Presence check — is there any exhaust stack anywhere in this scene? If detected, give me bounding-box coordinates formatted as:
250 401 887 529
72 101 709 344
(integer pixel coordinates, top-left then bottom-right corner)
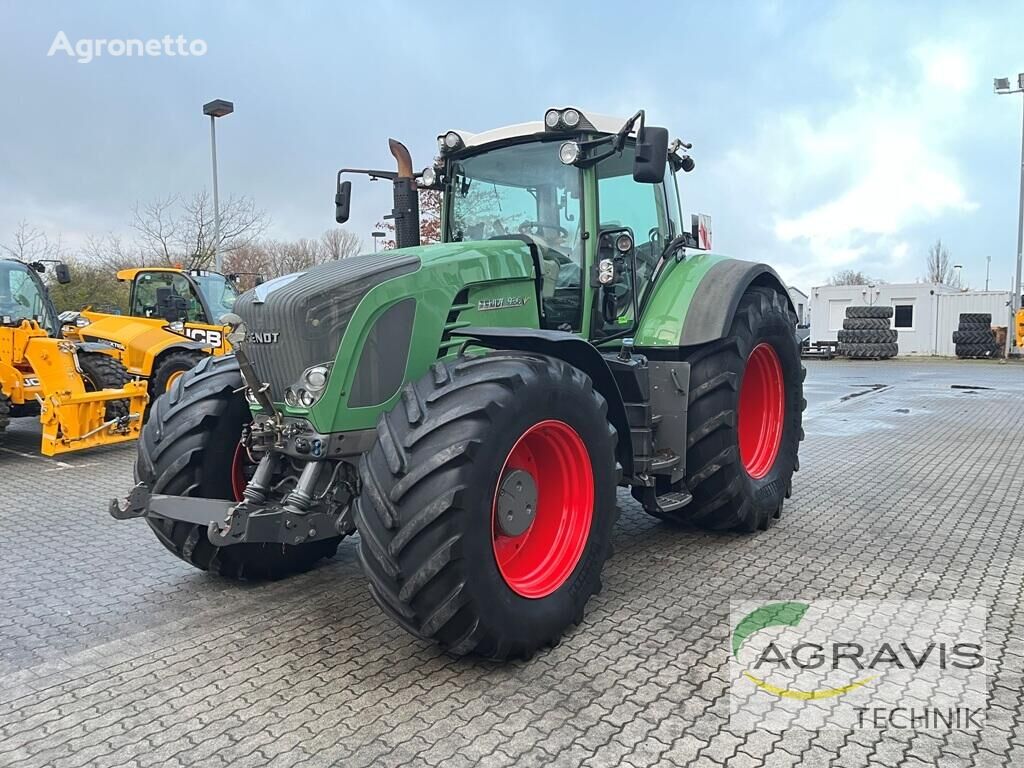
388 139 420 249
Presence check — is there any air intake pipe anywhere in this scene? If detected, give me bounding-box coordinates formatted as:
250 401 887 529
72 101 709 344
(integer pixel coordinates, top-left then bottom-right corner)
388 139 420 249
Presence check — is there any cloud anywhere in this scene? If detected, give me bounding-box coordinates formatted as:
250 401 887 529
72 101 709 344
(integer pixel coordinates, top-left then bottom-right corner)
725 40 979 286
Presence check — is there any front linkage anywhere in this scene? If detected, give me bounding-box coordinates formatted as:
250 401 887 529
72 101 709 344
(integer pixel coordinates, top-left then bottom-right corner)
110 337 361 550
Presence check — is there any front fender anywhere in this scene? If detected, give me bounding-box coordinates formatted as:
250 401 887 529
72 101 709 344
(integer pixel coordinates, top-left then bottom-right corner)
455 327 632 475
635 253 795 347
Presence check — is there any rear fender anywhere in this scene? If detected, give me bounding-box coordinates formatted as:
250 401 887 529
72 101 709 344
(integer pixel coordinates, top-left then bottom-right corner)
635 254 795 348
455 327 632 474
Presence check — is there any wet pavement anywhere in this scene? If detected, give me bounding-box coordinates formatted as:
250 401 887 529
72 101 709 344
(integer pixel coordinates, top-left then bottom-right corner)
1 358 1022 767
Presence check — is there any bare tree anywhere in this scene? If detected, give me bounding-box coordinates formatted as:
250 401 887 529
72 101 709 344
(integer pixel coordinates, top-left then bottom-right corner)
2 220 62 262
828 269 874 286
321 228 362 260
924 239 961 286
131 191 268 270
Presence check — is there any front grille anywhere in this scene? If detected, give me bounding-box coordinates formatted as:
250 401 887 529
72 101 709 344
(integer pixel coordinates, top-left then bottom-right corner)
233 253 419 399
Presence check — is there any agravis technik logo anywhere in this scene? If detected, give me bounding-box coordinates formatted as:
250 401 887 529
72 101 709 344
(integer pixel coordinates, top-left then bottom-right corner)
729 600 988 731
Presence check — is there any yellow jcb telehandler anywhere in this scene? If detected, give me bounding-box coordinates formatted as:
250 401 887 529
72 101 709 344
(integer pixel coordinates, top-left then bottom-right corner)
61 267 240 398
0 258 147 456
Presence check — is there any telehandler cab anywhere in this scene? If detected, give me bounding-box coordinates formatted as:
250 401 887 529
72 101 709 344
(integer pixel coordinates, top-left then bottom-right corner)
61 267 240 397
0 258 147 455
113 107 804 659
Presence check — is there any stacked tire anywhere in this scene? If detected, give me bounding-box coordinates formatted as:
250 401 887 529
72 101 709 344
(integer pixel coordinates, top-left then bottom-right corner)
838 306 898 359
953 313 998 358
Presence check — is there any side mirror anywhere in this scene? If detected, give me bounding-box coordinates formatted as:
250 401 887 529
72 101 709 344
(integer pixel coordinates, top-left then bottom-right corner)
335 178 352 224
54 263 72 284
633 126 669 183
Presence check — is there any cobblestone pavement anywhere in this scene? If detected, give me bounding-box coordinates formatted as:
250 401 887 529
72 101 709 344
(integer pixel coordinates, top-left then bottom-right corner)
1 359 1022 767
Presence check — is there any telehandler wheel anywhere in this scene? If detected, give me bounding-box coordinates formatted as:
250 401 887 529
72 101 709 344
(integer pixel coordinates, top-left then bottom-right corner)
136 355 340 579
354 352 618 660
78 351 131 421
680 286 804 532
151 349 207 397
0 391 9 434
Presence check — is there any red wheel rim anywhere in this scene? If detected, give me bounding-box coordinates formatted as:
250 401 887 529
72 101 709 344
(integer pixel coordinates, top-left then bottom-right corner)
230 444 248 502
738 342 785 479
491 420 594 599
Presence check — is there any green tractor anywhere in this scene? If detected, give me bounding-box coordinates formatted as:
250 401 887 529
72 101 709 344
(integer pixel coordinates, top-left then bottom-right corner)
112 107 804 659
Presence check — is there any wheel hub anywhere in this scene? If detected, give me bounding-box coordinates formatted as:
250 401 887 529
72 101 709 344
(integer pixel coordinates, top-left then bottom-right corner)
490 419 594 599
738 342 785 479
495 468 538 537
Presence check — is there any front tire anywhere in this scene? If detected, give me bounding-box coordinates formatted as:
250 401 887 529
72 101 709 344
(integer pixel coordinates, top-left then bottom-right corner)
679 287 804 532
151 349 207 398
78 351 131 421
354 352 618 660
136 355 340 579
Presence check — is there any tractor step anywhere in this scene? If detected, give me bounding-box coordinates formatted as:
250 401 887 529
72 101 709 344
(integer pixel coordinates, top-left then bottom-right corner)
652 490 692 513
650 451 681 473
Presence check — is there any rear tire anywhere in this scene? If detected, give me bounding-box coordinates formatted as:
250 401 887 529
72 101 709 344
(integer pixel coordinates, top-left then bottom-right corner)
137 355 339 579
959 313 991 325
840 342 898 359
679 287 804 532
0 391 9 435
955 343 999 359
354 352 618 659
77 351 130 421
846 305 893 320
837 329 898 344
956 322 992 333
151 349 207 398
842 318 889 330
952 330 995 345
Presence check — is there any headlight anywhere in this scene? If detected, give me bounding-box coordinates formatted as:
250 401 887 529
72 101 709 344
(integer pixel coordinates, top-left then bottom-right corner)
420 166 437 187
562 108 581 128
304 364 330 390
75 316 91 328
168 321 185 333
285 363 332 409
443 131 463 150
544 109 561 128
559 141 581 165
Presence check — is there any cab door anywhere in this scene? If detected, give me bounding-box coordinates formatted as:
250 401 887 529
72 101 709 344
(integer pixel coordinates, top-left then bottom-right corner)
131 271 209 325
590 146 673 339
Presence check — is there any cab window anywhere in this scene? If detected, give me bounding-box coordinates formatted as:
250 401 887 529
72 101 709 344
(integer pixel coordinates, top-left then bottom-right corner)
0 263 52 332
449 141 584 331
133 272 207 323
595 146 671 333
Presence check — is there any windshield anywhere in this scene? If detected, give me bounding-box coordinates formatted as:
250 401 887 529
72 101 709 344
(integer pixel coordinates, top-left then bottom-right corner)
0 261 54 332
448 141 584 329
193 273 239 322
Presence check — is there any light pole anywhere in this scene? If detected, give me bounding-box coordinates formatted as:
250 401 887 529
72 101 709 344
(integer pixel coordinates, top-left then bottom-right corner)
994 76 1024 326
954 264 963 289
372 231 386 252
203 99 234 273
986 254 991 291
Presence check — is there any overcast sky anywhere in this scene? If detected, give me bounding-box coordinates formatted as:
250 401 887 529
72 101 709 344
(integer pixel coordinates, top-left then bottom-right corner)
2 0 1023 291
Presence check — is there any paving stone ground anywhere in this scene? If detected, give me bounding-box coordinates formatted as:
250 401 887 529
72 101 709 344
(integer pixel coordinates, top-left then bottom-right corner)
0 358 1022 767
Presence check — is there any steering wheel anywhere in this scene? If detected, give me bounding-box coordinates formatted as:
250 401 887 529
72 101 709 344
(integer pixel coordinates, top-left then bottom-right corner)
519 221 569 240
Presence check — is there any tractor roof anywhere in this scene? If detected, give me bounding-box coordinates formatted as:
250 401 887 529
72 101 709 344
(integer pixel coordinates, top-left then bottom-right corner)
440 107 633 153
116 267 225 282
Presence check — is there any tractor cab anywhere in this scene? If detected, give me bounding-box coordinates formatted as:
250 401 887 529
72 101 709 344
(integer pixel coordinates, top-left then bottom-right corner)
336 107 710 342
0 258 67 335
119 267 240 327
